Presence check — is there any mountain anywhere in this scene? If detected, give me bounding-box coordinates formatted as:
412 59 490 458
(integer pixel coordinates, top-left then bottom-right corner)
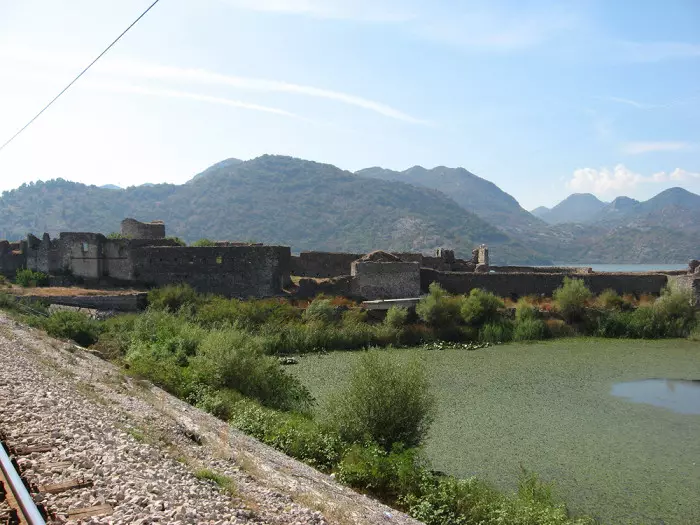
548 187 700 263
0 156 548 264
530 206 550 220
99 184 122 190
357 165 547 237
537 193 607 224
187 158 242 183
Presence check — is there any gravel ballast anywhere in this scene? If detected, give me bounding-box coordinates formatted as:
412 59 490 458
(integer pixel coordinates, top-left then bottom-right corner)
0 313 422 525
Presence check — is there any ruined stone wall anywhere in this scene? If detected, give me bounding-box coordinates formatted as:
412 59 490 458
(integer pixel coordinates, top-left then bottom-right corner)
290 252 363 278
19 293 148 312
132 245 291 298
120 218 166 239
421 269 670 298
0 241 26 277
351 261 421 300
25 234 61 274
58 232 107 279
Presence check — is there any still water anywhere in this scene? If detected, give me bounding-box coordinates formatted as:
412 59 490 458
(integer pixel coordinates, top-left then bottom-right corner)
611 379 700 415
555 263 687 272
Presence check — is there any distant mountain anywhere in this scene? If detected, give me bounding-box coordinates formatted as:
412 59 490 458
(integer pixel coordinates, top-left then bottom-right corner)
99 184 122 190
187 158 242 183
530 206 550 220
357 165 547 238
0 156 548 264
536 193 607 224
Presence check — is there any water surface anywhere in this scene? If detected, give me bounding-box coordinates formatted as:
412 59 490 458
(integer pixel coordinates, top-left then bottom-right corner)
611 379 700 414
554 263 686 272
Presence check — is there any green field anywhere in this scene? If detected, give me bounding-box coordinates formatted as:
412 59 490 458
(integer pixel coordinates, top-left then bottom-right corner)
290 339 700 525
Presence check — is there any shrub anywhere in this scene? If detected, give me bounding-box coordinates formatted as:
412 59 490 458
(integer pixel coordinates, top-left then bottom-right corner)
689 325 700 342
15 268 49 287
230 399 345 470
94 313 138 359
42 310 102 347
337 443 426 503
653 285 696 336
513 318 548 341
191 386 245 421
416 283 461 330
461 289 504 326
190 329 314 412
515 301 539 323
192 238 216 247
302 298 338 324
596 289 626 311
545 319 575 338
384 306 409 329
148 283 201 312
327 352 435 450
197 297 300 331
165 236 186 246
342 308 368 326
0 292 17 311
479 321 513 343
553 278 592 323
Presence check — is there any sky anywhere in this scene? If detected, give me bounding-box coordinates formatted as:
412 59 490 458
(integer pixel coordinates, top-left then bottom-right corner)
0 0 698 210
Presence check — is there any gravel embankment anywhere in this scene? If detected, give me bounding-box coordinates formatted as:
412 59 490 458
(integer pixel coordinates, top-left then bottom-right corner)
0 313 422 525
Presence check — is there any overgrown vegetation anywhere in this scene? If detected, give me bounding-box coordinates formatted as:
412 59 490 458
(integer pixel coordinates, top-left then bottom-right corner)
15 268 49 287
0 278 695 525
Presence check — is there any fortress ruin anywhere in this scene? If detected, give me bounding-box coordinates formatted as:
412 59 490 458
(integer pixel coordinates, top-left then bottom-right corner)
0 218 698 305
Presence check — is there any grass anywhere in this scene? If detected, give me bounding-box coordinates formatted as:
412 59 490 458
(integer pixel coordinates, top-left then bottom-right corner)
290 338 700 525
194 468 238 496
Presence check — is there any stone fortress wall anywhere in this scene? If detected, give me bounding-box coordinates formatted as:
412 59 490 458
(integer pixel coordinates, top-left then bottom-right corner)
0 217 698 303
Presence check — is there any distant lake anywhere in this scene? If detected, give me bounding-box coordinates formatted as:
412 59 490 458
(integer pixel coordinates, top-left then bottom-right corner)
552 263 687 272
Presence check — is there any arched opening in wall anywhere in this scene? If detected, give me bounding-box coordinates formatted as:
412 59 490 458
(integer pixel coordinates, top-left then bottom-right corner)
81 242 89 253
216 256 222 264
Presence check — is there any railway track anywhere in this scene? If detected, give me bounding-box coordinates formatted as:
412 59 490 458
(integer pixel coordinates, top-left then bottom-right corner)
0 431 111 524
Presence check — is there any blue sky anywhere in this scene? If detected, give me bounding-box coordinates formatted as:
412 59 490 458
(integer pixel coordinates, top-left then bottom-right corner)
0 0 698 209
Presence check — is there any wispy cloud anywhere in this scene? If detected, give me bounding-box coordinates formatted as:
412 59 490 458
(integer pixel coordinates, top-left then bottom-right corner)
83 80 304 119
1 48 427 125
605 93 700 110
621 141 690 155
568 164 699 194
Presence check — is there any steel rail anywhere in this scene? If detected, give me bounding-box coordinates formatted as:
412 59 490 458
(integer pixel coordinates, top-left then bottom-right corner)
0 440 46 525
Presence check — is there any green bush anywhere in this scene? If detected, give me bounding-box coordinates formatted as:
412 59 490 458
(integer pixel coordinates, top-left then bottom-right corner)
42 310 102 347
190 329 313 412
416 283 461 330
0 292 17 311
327 351 435 450
230 399 345 470
197 297 299 331
94 313 138 359
191 386 245 420
342 308 368 326
653 286 696 337
513 318 548 342
404 470 593 525
191 238 216 247
15 268 49 287
553 278 592 323
337 443 426 503
596 289 626 311
302 298 338 324
515 301 539 323
479 321 513 343
461 289 504 326
148 283 201 313
384 306 409 329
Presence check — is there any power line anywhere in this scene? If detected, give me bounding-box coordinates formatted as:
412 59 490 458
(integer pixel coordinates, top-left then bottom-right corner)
0 0 162 154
